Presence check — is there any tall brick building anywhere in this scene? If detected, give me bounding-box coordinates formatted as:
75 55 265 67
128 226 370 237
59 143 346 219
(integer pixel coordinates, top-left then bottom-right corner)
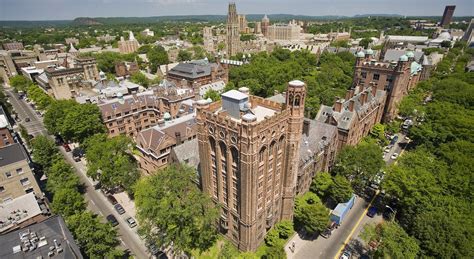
226 2 240 57
197 81 305 251
352 49 421 121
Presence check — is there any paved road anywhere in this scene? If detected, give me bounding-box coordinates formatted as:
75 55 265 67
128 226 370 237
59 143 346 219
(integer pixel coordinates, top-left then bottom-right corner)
286 132 407 259
6 88 150 259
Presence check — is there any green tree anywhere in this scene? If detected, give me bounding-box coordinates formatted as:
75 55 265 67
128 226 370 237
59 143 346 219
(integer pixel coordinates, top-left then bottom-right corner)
18 124 32 146
177 49 193 62
217 241 239 259
51 187 85 217
310 171 333 198
203 89 221 101
31 135 59 169
9 75 30 92
263 244 286 259
147 45 169 73
85 134 139 192
440 40 452 48
329 175 353 203
66 212 122 258
26 85 53 110
46 159 80 193
60 103 105 143
130 71 150 87
294 193 329 234
0 85 13 114
135 165 219 255
361 222 419 259
44 100 78 135
359 38 373 48
333 139 384 190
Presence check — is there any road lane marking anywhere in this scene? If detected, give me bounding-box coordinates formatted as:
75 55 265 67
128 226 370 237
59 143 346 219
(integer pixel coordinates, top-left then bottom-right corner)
334 192 379 259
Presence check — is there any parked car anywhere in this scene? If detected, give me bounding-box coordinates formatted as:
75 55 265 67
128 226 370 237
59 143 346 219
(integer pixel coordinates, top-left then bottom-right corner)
107 195 118 205
340 250 352 259
126 217 137 228
106 214 119 227
62 143 71 152
72 147 84 162
114 203 125 215
367 206 377 217
54 135 64 145
390 153 399 160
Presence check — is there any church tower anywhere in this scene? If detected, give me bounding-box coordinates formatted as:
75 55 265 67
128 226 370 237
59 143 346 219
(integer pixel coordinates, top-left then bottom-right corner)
226 2 240 57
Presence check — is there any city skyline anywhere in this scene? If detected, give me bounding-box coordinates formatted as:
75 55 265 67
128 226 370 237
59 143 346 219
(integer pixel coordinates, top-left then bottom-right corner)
0 0 472 21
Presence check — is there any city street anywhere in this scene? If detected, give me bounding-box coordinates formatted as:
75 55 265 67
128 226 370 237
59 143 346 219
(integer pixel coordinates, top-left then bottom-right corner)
286 132 407 259
5 88 150 259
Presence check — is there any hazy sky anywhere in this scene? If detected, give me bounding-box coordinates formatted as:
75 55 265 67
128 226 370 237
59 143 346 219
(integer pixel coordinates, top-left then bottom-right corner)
0 0 472 21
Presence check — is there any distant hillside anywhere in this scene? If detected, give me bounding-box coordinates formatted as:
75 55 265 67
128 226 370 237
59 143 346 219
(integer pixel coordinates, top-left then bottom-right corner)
73 17 102 25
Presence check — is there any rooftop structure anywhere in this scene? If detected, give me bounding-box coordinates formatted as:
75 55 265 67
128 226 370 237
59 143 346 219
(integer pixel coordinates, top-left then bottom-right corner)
0 193 44 233
0 215 83 259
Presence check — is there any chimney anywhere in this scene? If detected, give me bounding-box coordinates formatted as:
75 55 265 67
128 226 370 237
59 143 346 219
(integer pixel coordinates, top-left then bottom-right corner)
333 99 343 112
371 85 377 97
360 92 367 105
349 89 355 99
175 132 182 145
239 87 249 95
303 120 310 136
348 99 355 112
345 90 352 100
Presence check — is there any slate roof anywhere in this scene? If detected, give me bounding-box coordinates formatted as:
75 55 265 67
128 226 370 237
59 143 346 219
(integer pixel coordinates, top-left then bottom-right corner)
167 59 219 80
136 113 197 158
266 93 286 104
299 120 337 166
315 86 386 130
171 138 200 170
383 49 424 63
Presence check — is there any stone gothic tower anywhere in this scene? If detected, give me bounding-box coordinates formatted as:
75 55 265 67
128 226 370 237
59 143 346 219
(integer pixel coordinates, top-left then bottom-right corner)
226 2 240 57
197 81 306 252
281 80 306 220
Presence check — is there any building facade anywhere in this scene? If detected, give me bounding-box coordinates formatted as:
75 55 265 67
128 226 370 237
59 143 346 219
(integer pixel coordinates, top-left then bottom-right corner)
315 85 386 150
98 86 194 138
118 31 140 54
352 50 420 121
266 22 301 41
226 2 240 57
197 81 305 251
0 143 42 202
2 42 24 51
39 57 99 100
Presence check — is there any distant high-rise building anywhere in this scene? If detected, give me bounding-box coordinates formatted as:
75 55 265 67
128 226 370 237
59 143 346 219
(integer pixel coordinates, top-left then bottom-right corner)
440 5 455 28
203 27 214 53
261 14 270 37
462 19 474 43
226 2 240 57
197 81 306 251
266 21 302 41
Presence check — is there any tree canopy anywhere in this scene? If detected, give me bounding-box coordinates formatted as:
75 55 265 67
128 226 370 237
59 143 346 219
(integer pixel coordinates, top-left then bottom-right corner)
135 165 219 255
84 134 139 192
294 192 329 234
361 222 419 259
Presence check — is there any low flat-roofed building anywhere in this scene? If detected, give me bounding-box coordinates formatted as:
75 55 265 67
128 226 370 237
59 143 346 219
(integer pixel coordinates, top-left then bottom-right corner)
0 215 83 259
199 80 226 98
0 143 42 201
0 193 48 234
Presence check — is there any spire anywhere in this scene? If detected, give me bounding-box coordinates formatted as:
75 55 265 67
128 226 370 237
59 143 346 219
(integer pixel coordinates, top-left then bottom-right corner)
129 31 135 41
69 43 78 53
